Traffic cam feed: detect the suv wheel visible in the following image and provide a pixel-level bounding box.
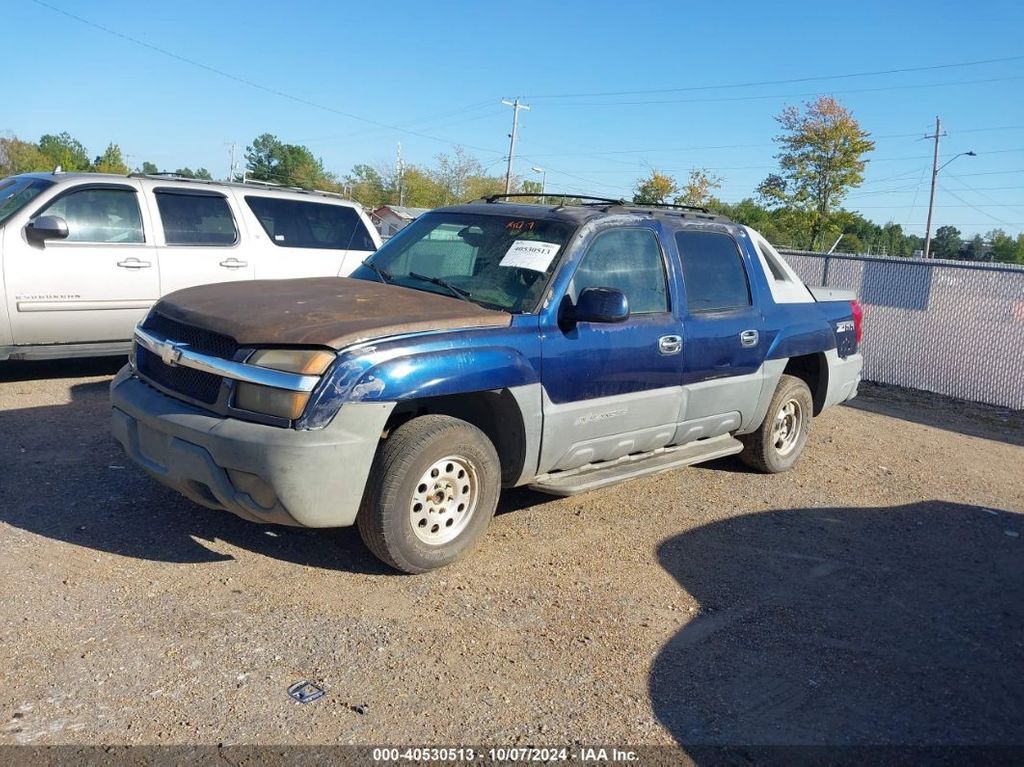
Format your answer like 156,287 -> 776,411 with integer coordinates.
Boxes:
357,415 -> 500,573
739,374 -> 813,474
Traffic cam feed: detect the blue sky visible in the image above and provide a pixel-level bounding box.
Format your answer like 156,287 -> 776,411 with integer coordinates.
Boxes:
6,0 -> 1024,239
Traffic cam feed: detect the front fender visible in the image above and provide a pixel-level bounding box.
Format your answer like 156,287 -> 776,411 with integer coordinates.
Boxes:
298,344 -> 540,429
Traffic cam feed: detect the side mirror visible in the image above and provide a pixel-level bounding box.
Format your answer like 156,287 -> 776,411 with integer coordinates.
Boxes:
572,287 -> 630,323
26,216 -> 70,243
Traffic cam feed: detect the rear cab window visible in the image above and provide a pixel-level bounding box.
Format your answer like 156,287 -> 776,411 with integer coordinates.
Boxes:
245,196 -> 376,251
155,189 -> 238,246
675,230 -> 751,313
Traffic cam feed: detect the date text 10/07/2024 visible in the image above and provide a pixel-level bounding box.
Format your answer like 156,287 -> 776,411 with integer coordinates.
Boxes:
371,747 -> 640,762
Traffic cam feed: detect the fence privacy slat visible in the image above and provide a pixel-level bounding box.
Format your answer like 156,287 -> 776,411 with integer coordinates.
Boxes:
780,250 -> 1024,411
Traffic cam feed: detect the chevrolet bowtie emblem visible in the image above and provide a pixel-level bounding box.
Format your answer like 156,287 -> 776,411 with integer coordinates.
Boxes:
158,341 -> 184,367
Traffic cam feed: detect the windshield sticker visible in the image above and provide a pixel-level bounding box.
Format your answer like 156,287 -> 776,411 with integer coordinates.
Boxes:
505,220 -> 537,232
500,240 -> 561,272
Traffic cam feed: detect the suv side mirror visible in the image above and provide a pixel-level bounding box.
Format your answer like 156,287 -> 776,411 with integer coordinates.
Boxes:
572,287 -> 630,323
26,216 -> 70,243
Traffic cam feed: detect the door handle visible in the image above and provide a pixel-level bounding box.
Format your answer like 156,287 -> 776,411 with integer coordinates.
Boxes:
219,258 -> 248,269
658,335 -> 683,355
740,329 -> 760,347
116,258 -> 151,269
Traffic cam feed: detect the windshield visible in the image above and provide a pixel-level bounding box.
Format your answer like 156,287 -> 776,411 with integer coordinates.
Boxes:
0,177 -> 55,227
355,212 -> 575,313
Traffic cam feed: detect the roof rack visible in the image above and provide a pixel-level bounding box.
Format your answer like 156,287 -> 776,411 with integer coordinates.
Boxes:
480,192 -> 627,206
126,173 -> 353,201
627,201 -> 711,214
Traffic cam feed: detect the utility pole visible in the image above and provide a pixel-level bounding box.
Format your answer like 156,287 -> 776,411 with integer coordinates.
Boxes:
502,97 -> 530,194
228,143 -> 237,182
396,142 -> 405,206
922,116 -> 945,260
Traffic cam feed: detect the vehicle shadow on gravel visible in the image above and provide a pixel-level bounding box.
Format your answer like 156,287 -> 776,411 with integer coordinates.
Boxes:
0,378 -> 394,575
0,375 -> 562,575
847,382 -> 1024,448
0,356 -> 126,382
649,500 -> 1024,751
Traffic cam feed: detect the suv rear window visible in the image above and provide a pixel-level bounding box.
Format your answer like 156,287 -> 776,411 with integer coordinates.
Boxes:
245,196 -> 376,251
155,190 -> 238,246
675,230 -> 751,312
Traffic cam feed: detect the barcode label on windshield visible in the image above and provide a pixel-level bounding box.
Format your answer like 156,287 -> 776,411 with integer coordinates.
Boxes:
499,240 -> 561,272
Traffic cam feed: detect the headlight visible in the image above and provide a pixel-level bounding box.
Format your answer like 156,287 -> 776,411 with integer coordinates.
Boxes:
247,348 -> 335,375
235,383 -> 311,420
234,348 -> 335,420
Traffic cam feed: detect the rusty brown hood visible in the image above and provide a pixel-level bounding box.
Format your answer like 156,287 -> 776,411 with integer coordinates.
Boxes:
150,277 -> 512,349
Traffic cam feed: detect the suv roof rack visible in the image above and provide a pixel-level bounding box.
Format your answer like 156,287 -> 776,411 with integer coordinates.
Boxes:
474,192 -> 726,221
627,201 -> 711,214
480,192 -> 627,206
126,173 -> 353,202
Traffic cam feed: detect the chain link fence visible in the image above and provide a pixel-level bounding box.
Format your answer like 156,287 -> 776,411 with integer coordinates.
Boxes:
780,250 -> 1024,410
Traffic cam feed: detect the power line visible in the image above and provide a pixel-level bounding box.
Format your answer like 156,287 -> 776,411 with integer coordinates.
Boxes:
526,54 -> 1024,99
533,75 -> 1024,108
938,184 -> 1018,227
29,0 -> 504,157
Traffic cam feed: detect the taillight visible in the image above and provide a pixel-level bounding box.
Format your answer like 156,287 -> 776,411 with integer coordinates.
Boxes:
850,300 -> 863,344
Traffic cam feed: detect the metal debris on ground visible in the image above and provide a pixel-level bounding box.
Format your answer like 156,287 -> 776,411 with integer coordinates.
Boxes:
287,681 -> 326,704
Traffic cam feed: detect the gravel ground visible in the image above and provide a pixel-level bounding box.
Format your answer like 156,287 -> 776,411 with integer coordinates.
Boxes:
0,359 -> 1021,749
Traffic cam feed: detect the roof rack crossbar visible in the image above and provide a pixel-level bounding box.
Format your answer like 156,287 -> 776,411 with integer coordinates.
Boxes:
481,192 -> 627,206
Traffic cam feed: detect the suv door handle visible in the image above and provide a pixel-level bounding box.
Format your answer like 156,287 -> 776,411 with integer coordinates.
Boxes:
219,258 -> 248,269
116,258 -> 152,269
658,335 -> 683,355
740,329 -> 760,347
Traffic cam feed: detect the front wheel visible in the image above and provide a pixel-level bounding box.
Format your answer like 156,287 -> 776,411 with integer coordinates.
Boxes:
357,415 -> 500,573
739,374 -> 814,473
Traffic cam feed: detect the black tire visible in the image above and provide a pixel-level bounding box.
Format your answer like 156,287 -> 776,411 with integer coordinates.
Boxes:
739,374 -> 814,474
357,415 -> 500,574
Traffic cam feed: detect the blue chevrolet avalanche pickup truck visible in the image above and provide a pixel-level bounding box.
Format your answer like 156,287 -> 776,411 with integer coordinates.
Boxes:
110,195 -> 863,573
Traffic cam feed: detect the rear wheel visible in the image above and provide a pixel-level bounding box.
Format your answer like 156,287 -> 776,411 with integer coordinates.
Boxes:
357,415 -> 500,573
739,374 -> 813,473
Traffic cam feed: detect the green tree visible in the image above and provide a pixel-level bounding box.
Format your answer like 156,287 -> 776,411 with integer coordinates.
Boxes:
245,133 -> 280,181
676,168 -> 722,208
93,143 -> 129,175
0,136 -> 50,175
987,229 -> 1021,264
633,171 -> 678,204
140,161 -> 160,174
38,132 -> 91,171
344,164 -> 391,208
770,96 -> 875,249
174,167 -> 212,180
932,225 -> 962,260
432,147 -> 485,204
755,173 -> 788,208
881,222 -> 908,257
962,234 -> 989,261
401,166 -> 446,208
244,133 -> 335,189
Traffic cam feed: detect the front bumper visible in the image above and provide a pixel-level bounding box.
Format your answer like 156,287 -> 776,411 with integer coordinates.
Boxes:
110,366 -> 394,527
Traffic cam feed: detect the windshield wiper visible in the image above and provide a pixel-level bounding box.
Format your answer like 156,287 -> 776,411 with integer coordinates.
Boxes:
361,260 -> 394,284
407,271 -> 474,303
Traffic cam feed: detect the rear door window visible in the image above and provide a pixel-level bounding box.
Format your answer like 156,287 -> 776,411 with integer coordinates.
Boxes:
155,190 -> 238,245
37,187 -> 144,243
675,231 -> 751,312
245,196 -> 376,251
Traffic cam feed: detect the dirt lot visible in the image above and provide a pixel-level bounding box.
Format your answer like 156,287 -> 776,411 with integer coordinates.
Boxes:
0,360 -> 1021,751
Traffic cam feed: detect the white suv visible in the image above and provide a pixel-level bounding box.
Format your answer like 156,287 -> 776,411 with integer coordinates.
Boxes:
0,171 -> 382,361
